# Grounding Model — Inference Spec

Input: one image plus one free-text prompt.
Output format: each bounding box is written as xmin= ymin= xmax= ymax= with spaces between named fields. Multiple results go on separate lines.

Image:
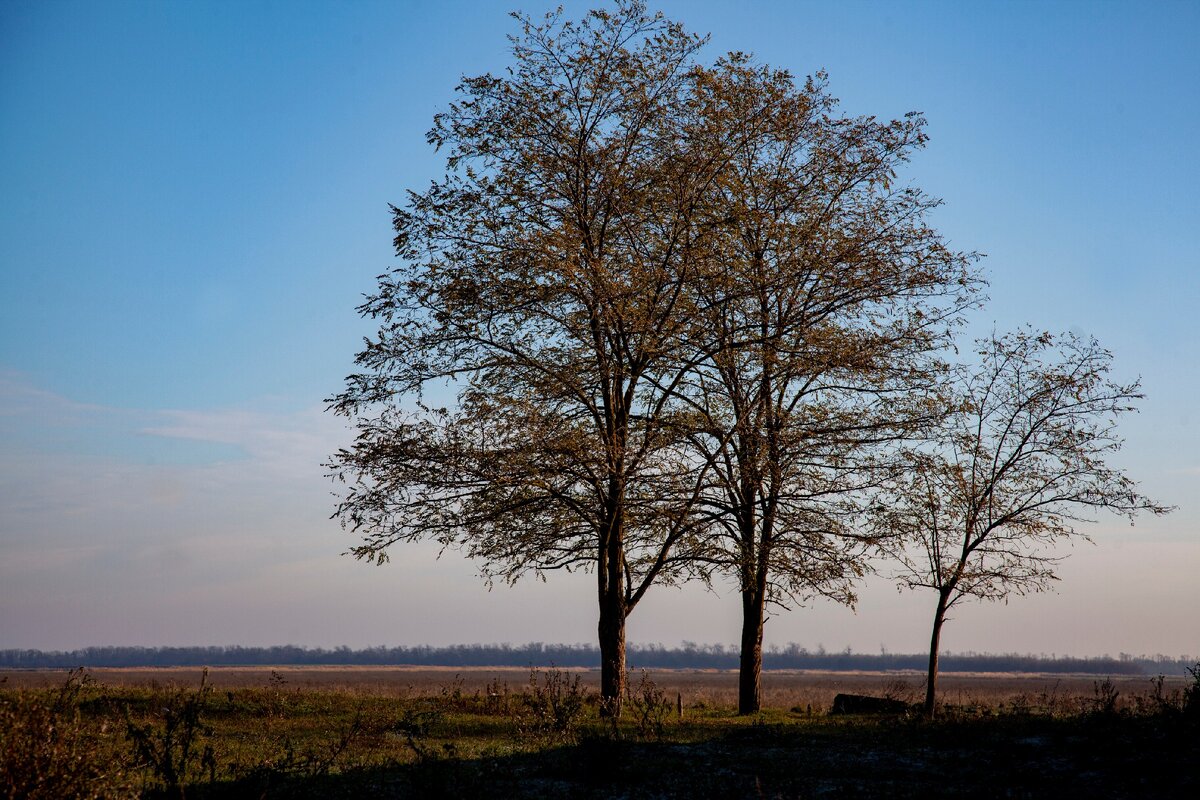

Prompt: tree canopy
xmin=876 ymin=329 xmax=1172 ymax=715
xmin=670 ymin=57 xmax=980 ymax=712
xmin=330 ymin=2 xmax=732 ymax=711
xmin=328 ymin=1 xmax=1160 ymax=718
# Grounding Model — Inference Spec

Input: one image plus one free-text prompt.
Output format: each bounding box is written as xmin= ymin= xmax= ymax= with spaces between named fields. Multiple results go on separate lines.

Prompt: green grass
xmin=3 ymin=667 xmax=1197 ymax=798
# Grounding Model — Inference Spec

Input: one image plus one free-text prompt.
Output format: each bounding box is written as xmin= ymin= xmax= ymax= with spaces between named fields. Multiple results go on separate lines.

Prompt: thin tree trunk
xmin=738 ymin=585 xmax=766 ymax=714
xmin=924 ymin=589 xmax=950 ymax=718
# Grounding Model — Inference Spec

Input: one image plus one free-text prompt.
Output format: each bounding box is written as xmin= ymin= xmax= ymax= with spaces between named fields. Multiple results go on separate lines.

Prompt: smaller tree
xmin=878 ymin=330 xmax=1171 ymax=717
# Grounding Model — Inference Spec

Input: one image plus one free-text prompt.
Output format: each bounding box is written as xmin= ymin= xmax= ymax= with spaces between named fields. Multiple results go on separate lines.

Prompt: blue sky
xmin=1 ymin=0 xmax=1197 ymax=656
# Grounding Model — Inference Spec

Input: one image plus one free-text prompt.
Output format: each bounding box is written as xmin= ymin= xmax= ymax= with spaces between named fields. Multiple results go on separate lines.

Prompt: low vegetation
xmin=3 ymin=666 xmax=1198 ymax=798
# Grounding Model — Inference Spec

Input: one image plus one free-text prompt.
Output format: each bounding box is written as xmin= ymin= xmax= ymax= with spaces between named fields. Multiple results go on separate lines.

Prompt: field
xmin=3 ymin=666 xmax=1197 ymax=798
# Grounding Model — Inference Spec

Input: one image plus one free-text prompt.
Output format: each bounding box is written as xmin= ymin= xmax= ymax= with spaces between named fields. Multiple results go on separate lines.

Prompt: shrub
xmin=1089 ymin=677 xmax=1121 ymax=717
xmin=124 ymin=668 xmax=217 ymax=796
xmin=627 ymin=671 xmax=673 ymax=739
xmin=520 ymin=666 xmax=587 ymax=739
xmin=1183 ymin=662 xmax=1200 ymax=719
xmin=0 ymin=669 xmax=134 ymax=800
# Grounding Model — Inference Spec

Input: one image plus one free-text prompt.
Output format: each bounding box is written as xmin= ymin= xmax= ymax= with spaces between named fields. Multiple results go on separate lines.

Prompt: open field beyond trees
xmin=3 ymin=666 xmax=1197 ymax=798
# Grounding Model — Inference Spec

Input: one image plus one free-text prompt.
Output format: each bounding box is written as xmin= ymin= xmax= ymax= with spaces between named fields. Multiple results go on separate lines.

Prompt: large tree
xmin=877 ymin=330 xmax=1171 ymax=718
xmin=678 ymin=59 xmax=979 ymax=714
xmin=328 ymin=2 xmax=734 ymax=713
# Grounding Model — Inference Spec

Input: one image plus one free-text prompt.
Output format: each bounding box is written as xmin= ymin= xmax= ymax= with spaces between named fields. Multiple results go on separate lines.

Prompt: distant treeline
xmin=2 ymin=643 xmax=1194 ymax=675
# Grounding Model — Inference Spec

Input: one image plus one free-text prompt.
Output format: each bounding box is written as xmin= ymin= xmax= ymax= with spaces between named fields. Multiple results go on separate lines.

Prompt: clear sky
xmin=1 ymin=0 xmax=1197 ymax=658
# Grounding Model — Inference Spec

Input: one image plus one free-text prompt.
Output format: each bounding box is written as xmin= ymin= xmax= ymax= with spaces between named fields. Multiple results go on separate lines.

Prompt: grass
xmin=2 ymin=666 xmax=1197 ymax=798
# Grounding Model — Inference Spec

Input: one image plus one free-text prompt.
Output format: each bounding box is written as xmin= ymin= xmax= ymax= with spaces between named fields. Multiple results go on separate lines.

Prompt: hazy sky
xmin=2 ymin=0 xmax=1197 ymax=658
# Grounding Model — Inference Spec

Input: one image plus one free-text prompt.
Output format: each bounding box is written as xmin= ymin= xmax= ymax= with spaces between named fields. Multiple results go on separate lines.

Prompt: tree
xmin=677 ymin=59 xmax=980 ymax=714
xmin=327 ymin=2 xmax=731 ymax=714
xmin=877 ymin=330 xmax=1171 ymax=717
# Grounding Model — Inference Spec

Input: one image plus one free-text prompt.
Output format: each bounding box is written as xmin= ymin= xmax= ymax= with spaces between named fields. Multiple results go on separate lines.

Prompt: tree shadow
xmin=178 ymin=712 xmax=1199 ymax=799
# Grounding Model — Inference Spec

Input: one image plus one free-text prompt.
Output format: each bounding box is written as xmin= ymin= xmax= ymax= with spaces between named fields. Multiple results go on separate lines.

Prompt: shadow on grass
xmin=174 ymin=712 xmax=1199 ymax=799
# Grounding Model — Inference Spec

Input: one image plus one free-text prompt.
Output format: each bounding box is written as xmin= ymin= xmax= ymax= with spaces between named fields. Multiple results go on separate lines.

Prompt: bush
xmin=627 ymin=671 xmax=673 ymax=740
xmin=520 ymin=666 xmax=587 ymax=739
xmin=1183 ymin=662 xmax=1200 ymax=719
xmin=1089 ymin=677 xmax=1121 ymax=717
xmin=0 ymin=669 xmax=135 ymax=800
xmin=124 ymin=668 xmax=217 ymax=795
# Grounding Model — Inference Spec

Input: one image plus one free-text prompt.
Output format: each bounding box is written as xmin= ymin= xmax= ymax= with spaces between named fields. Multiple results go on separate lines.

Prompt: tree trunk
xmin=598 ymin=497 xmax=627 ymax=717
xmin=738 ymin=585 xmax=766 ymax=714
xmin=597 ymin=587 xmax=627 ymax=718
xmin=924 ymin=590 xmax=951 ymax=718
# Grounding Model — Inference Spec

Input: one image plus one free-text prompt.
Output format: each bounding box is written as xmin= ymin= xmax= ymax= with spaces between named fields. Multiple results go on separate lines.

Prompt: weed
xmin=438 ymin=673 xmax=467 ymax=710
xmin=520 ymin=666 xmax=587 ymax=740
xmin=1183 ymin=662 xmax=1200 ymax=720
xmin=1089 ymin=677 xmax=1121 ymax=717
xmin=1132 ymin=674 xmax=1179 ymax=716
xmin=1036 ymin=680 xmax=1074 ymax=717
xmin=627 ymin=670 xmax=673 ymax=740
xmin=124 ymin=668 xmax=217 ymax=797
xmin=484 ymin=675 xmax=511 ymax=716
xmin=1007 ymin=691 xmax=1033 ymax=715
xmin=881 ymin=677 xmax=918 ymax=706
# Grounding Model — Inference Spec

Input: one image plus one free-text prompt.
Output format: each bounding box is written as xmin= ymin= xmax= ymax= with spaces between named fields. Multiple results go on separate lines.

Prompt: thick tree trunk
xmin=924 ymin=590 xmax=950 ymax=718
xmin=598 ymin=495 xmax=627 ymax=717
xmin=738 ymin=586 xmax=766 ymax=714
xmin=598 ymin=587 xmax=627 ymax=718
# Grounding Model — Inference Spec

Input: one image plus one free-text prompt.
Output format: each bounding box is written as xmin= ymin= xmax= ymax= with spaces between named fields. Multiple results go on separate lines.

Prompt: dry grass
xmin=3 ymin=666 xmax=1196 ymax=798
xmin=4 ymin=665 xmax=1184 ymax=702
